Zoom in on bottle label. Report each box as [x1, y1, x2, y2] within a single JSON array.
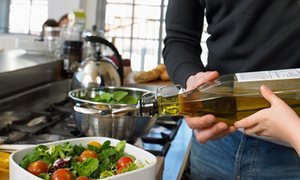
[[63, 58, 69, 71], [236, 68, 300, 82]]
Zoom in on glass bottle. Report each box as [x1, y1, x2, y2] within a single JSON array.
[[139, 68, 300, 125], [63, 40, 83, 78]]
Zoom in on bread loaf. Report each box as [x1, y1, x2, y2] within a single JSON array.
[[134, 64, 169, 83], [160, 70, 170, 81], [134, 69, 162, 83]]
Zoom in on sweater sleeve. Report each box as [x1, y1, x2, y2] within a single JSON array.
[[163, 0, 206, 88]]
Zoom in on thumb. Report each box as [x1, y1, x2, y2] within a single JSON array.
[[259, 85, 282, 105]]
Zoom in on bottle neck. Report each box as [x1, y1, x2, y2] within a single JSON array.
[[138, 92, 158, 117]]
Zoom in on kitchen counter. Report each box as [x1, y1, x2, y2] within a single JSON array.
[[0, 50, 62, 98], [0, 49, 60, 73], [124, 70, 174, 91]]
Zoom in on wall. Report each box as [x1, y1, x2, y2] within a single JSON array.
[[80, 0, 98, 29], [48, 0, 81, 21], [48, 0, 97, 29]]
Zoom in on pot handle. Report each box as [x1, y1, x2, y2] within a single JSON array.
[[85, 36, 124, 85]]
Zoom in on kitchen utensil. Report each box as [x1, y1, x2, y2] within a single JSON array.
[[72, 36, 124, 89], [68, 86, 156, 143], [10, 137, 157, 180]]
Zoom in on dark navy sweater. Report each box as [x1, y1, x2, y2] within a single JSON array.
[[163, 0, 300, 88]]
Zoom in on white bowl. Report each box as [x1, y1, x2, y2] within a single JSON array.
[[10, 137, 157, 180]]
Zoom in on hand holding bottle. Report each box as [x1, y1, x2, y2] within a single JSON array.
[[235, 85, 300, 156], [185, 71, 237, 144]]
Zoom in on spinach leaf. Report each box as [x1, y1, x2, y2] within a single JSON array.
[[81, 90, 140, 104], [112, 91, 128, 102], [119, 95, 138, 104], [73, 144, 85, 156], [99, 148, 116, 161], [94, 93, 113, 103], [87, 144, 101, 153], [77, 158, 99, 177], [115, 140, 126, 152], [20, 145, 49, 169], [90, 166, 101, 179], [99, 157, 111, 173], [101, 140, 111, 150]]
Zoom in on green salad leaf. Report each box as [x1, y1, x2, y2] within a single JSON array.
[[19, 140, 143, 180], [94, 93, 113, 103], [80, 90, 140, 104], [112, 91, 128, 102], [77, 158, 99, 177]]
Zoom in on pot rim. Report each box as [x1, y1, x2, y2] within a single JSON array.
[[68, 86, 153, 106]]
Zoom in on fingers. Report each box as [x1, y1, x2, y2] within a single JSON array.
[[242, 125, 264, 135], [186, 71, 219, 91], [185, 114, 237, 144], [196, 71, 219, 84], [193, 123, 236, 144], [185, 114, 216, 129], [234, 115, 258, 129], [260, 85, 283, 105]]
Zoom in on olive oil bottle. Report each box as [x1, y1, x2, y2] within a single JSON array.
[[139, 68, 300, 125]]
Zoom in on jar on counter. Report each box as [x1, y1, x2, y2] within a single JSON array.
[[63, 40, 83, 77], [43, 26, 61, 57]]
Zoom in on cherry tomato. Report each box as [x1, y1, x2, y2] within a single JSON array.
[[75, 176, 90, 180], [51, 168, 74, 180], [116, 156, 133, 169], [27, 160, 48, 176], [78, 150, 98, 162], [88, 141, 101, 148]]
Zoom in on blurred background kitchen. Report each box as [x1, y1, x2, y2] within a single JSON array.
[[0, 0, 208, 71]]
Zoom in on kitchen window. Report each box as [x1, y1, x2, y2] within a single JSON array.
[[9, 0, 48, 35], [104, 0, 168, 71]]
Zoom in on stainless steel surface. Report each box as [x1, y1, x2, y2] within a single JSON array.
[[72, 36, 124, 89], [0, 79, 70, 130], [0, 50, 62, 98], [72, 57, 121, 89], [74, 106, 137, 115], [69, 86, 156, 142]]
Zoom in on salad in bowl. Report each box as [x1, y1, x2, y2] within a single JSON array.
[[10, 137, 157, 180]]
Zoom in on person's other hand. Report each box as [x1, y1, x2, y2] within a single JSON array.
[[185, 71, 236, 144], [234, 85, 300, 145]]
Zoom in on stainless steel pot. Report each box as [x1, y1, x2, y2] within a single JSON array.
[[68, 86, 156, 142]]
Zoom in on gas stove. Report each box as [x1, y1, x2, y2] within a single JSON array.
[[0, 79, 192, 179]]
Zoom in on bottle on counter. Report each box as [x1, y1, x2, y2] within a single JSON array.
[[139, 68, 300, 125], [62, 40, 83, 78]]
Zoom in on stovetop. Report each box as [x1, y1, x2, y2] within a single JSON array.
[[0, 79, 182, 157]]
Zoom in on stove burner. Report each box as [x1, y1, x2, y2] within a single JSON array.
[[141, 116, 182, 156]]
